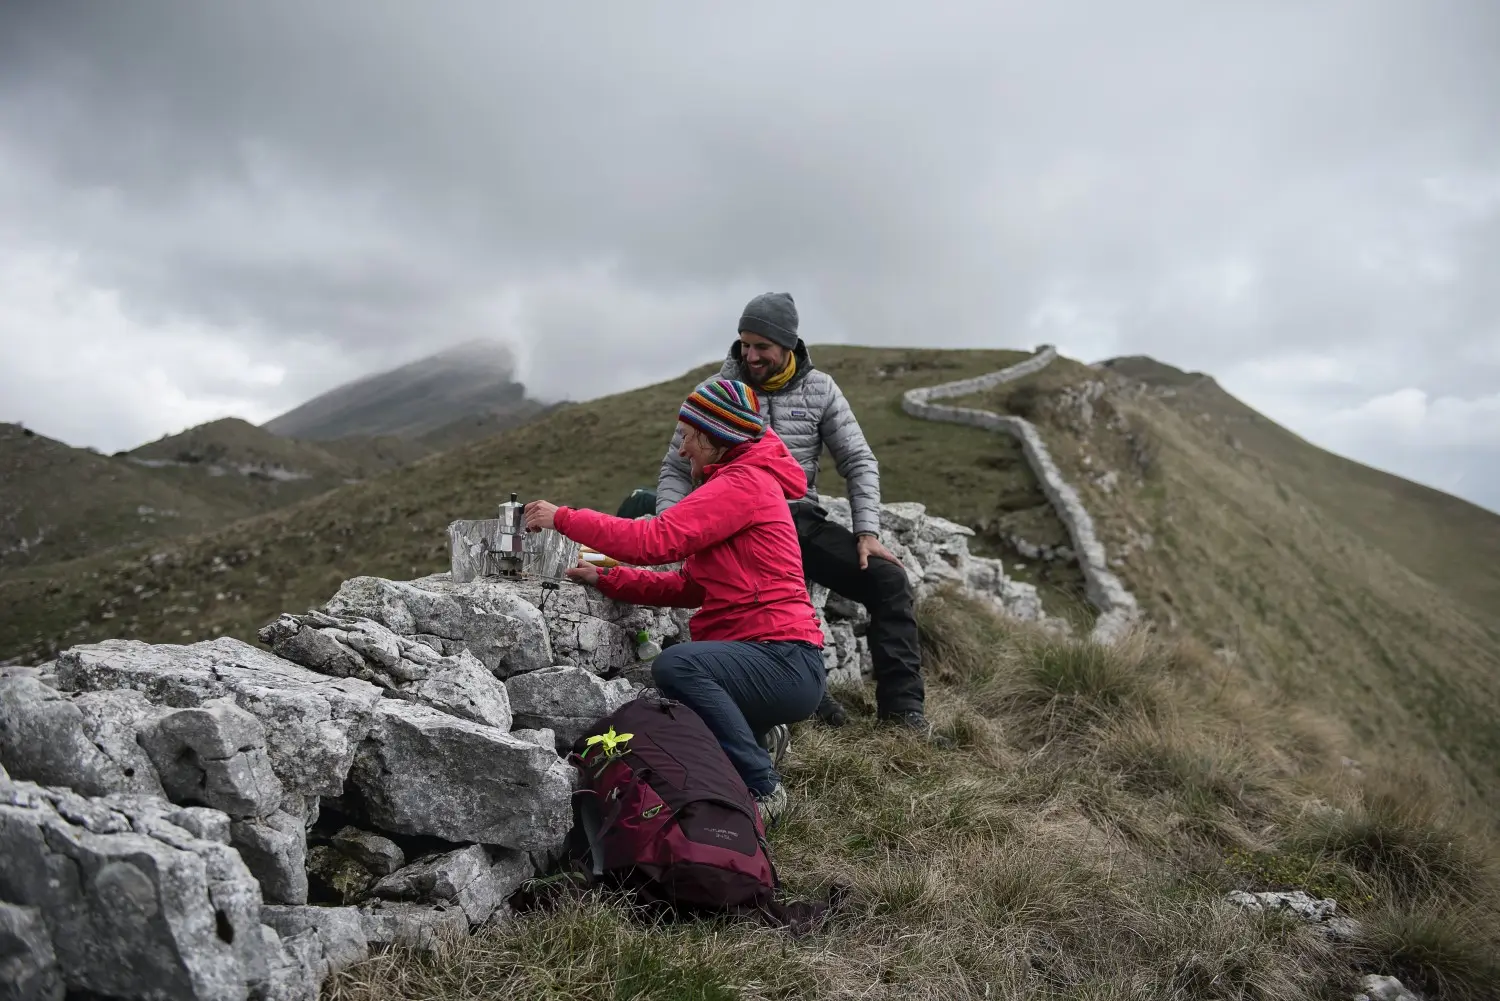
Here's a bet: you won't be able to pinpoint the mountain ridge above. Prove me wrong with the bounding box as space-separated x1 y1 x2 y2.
262 338 552 441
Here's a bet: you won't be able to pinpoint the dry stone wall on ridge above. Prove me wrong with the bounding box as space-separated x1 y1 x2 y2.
900 346 1140 644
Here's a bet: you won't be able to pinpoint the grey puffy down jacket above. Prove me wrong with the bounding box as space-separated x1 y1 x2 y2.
656 340 883 537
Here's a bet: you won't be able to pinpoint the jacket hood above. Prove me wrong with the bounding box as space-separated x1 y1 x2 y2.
726 339 814 388
705 427 808 500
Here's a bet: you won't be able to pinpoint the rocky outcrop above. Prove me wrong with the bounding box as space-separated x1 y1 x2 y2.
1225 889 1362 942
258 611 513 729
0 677 165 798
506 666 636 748
0 617 602 999
351 700 573 847
53 638 386 802
902 346 1141 644
322 575 554 678
368 844 532 926
1354 975 1423 1001
0 778 277 1001
0 901 63 1001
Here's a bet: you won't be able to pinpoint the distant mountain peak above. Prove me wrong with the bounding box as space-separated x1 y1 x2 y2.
262 339 543 441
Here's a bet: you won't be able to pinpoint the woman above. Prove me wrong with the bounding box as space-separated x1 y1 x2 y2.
523 378 825 824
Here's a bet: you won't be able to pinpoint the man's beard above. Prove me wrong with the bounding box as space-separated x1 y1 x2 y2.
744 360 773 387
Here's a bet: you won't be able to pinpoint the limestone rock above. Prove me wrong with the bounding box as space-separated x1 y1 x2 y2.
487 847 536 918
324 575 553 678
253 925 318 1001
511 727 557 751
358 900 468 950
370 845 501 926
1225 889 1361 941
1354 974 1422 1001
231 810 309 905
1226 889 1336 922
821 621 861 687
72 689 169 796
260 905 369 985
397 649 512 729
495 577 691 678
823 592 869 630
167 805 231 844
0 676 164 798
0 777 270 1000
505 666 636 747
878 501 927 536
330 825 405 876
140 698 284 818
55 638 385 801
259 613 512 729
0 902 62 1001
351 700 574 849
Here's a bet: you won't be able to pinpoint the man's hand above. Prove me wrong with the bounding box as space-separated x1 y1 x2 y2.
565 559 600 587
523 500 559 532
856 533 899 570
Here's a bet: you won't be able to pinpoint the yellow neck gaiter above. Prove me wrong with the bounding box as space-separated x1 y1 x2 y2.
759 352 797 392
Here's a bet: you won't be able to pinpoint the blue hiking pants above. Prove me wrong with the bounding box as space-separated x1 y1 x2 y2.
650 640 826 797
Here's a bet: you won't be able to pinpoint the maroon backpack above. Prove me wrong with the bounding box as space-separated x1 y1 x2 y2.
566 695 779 912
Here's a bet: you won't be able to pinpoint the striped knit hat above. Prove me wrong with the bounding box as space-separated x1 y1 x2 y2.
679 379 765 446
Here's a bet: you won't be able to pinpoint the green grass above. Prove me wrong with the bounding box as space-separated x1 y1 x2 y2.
1355 906 1500 1001
328 595 1500 1000
1101 355 1500 623
1286 782 1495 908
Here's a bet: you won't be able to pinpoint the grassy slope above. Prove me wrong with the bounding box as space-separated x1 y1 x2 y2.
413 401 570 452
0 423 237 573
129 416 369 475
1100 355 1500 625
1 417 442 577
958 358 1500 822
3 406 551 580
0 346 1076 658
333 595 1500 1001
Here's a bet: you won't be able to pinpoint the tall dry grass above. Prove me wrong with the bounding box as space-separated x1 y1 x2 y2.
330 588 1500 1000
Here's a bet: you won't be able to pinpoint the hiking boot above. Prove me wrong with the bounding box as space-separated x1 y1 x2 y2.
813 691 848 728
758 724 792 767
754 783 789 828
879 710 956 749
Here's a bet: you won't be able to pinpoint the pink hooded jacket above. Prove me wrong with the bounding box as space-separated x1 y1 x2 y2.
553 428 824 646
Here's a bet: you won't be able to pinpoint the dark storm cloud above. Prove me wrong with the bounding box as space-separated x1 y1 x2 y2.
0 0 1497 506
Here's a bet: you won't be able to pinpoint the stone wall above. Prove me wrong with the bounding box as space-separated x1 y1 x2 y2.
901 346 1140 644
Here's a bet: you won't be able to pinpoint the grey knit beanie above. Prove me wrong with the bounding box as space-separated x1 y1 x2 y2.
738 292 799 349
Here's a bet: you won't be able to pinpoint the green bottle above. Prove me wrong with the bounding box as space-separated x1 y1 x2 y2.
635 629 662 662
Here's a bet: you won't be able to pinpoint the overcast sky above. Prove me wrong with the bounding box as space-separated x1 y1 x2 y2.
2 1 1497 511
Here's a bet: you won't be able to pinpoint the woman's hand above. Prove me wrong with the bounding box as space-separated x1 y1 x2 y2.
565 559 600 587
523 500 559 532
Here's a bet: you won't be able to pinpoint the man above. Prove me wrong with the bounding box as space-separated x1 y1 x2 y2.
656 291 934 734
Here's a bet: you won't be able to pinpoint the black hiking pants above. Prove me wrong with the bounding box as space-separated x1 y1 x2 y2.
793 506 925 716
